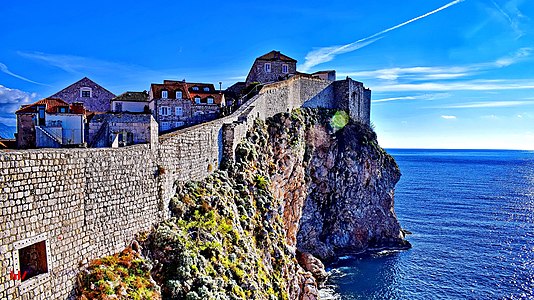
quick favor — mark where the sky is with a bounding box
[0,0,533,150]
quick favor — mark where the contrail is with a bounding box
[0,62,47,85]
[300,0,465,72]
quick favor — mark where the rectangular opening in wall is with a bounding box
[18,240,48,282]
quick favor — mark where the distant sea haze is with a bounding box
[321,149,534,299]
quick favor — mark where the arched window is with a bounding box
[192,86,199,91]
[176,90,182,99]
[203,87,210,92]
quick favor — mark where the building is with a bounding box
[50,77,116,113]
[149,80,225,132]
[111,91,150,113]
[87,113,158,148]
[245,50,297,85]
[15,98,87,149]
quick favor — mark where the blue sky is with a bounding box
[1,0,533,149]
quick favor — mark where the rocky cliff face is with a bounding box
[142,108,409,300]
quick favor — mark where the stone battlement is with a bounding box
[0,75,370,299]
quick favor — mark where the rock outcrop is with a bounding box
[85,108,409,300]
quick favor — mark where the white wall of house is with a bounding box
[112,101,147,113]
[47,114,85,144]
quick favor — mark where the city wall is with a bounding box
[0,75,370,299]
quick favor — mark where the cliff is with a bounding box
[78,108,409,299]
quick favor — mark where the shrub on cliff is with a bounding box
[77,248,160,300]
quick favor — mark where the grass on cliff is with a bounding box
[145,119,295,299]
[77,108,394,300]
[77,248,160,300]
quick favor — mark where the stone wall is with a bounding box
[0,146,161,300]
[0,74,371,299]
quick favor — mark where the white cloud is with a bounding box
[441,115,457,119]
[0,85,37,126]
[481,114,500,120]
[0,62,47,85]
[371,79,534,92]
[491,0,527,38]
[373,93,450,103]
[339,47,532,83]
[18,51,141,75]
[440,100,534,108]
[299,0,465,72]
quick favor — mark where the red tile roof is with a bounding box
[151,81,223,104]
[16,98,86,115]
[256,50,297,62]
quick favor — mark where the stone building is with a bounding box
[87,113,158,148]
[245,50,297,85]
[149,80,225,132]
[15,98,87,149]
[50,77,116,113]
[111,91,150,113]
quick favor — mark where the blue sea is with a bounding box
[321,149,534,300]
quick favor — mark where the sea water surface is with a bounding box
[321,149,534,300]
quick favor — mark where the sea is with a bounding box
[320,149,534,300]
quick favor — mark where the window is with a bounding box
[207,97,214,104]
[18,240,48,282]
[37,105,45,125]
[161,90,168,98]
[282,64,289,74]
[161,122,170,131]
[203,87,210,92]
[80,87,92,98]
[159,106,170,116]
[176,90,182,99]
[192,86,199,91]
[175,121,184,127]
[194,96,201,104]
[264,63,271,73]
[114,102,122,112]
[175,107,183,116]
[58,107,67,113]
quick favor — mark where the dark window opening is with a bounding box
[38,106,45,125]
[115,102,123,112]
[19,241,48,282]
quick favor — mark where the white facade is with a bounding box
[46,114,85,144]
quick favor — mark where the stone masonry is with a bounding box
[0,74,370,299]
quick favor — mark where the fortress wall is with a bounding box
[0,75,370,299]
[0,146,161,300]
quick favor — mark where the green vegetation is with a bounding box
[79,107,392,300]
[78,248,160,300]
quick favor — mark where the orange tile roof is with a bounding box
[151,81,223,104]
[16,98,86,115]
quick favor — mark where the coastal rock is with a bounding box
[139,108,408,300]
[296,251,328,284]
[263,109,410,260]
[297,122,411,260]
